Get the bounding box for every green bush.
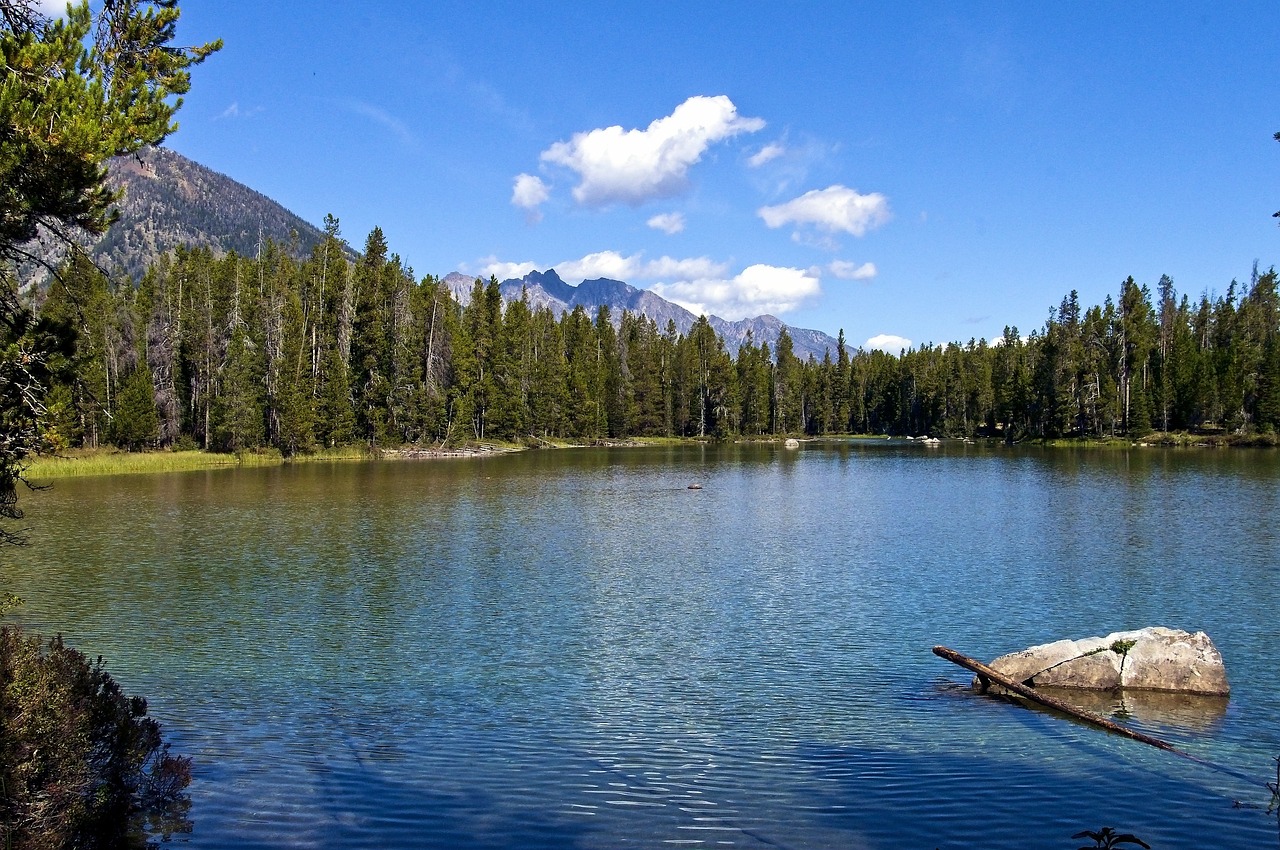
[0,627,190,849]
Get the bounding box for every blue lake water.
[3,442,1279,848]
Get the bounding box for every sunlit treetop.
[0,0,221,263]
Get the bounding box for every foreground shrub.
[0,627,190,849]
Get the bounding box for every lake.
[3,442,1279,849]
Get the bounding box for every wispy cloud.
[540,95,764,207]
[646,212,686,235]
[340,99,416,146]
[420,47,537,136]
[747,135,839,199]
[215,102,263,121]
[827,260,877,281]
[748,142,786,168]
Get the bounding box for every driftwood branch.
[932,645,1182,752]
[934,646,1272,792]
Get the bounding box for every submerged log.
[932,645,1180,753]
[934,645,1269,788]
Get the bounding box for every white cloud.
[473,252,731,287]
[215,102,263,121]
[341,99,415,146]
[651,264,821,320]
[535,251,732,284]
[477,258,537,281]
[540,95,765,207]
[748,142,786,168]
[647,212,685,235]
[642,255,729,280]
[511,173,550,222]
[828,260,877,281]
[759,184,890,236]
[555,250,642,282]
[511,173,549,208]
[35,0,66,17]
[865,334,912,353]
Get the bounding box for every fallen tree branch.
[933,644,1184,752]
[933,645,1276,791]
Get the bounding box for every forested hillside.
[32,221,1280,454]
[17,146,346,290]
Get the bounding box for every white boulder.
[977,627,1229,695]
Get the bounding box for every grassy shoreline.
[24,446,369,479]
[23,431,1278,480]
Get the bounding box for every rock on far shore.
[978,626,1229,695]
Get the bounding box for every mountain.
[20,147,842,361]
[18,146,344,288]
[445,269,842,361]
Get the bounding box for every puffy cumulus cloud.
[646,211,685,235]
[511,173,549,210]
[554,251,728,283]
[642,255,728,281]
[556,250,642,282]
[650,264,821,320]
[759,184,890,236]
[748,142,785,168]
[477,258,537,281]
[35,0,66,17]
[865,334,912,353]
[828,260,877,281]
[475,252,731,287]
[540,95,764,207]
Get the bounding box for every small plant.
[1109,639,1137,656]
[1072,827,1151,849]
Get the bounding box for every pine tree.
[108,366,159,451]
[273,283,316,454]
[0,2,220,260]
[596,306,628,437]
[773,327,802,433]
[526,306,568,438]
[563,307,601,437]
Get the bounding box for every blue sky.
[148,3,1280,350]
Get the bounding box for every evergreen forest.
[34,220,1280,454]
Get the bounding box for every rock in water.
[978,627,1229,695]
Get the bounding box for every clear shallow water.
[3,443,1279,849]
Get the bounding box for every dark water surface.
[4,442,1279,849]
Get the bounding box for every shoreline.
[22,432,1277,480]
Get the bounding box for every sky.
[79,3,1280,350]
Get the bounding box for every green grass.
[282,445,380,463]
[25,448,283,479]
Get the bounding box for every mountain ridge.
[18,146,347,288]
[444,269,841,361]
[21,147,842,360]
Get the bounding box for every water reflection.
[3,445,1279,849]
[1038,687,1231,733]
